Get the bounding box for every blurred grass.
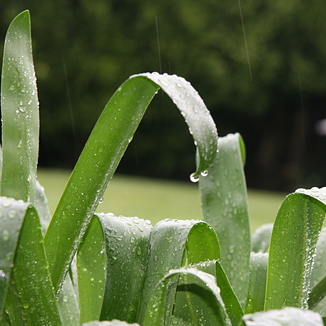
[37,169,286,233]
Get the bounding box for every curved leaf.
[265,188,326,310]
[194,260,243,326]
[199,133,250,307]
[44,73,218,291]
[0,10,39,203]
[138,219,220,323]
[133,72,218,180]
[97,213,153,323]
[143,267,230,326]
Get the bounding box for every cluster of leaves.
[1,10,326,326]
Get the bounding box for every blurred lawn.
[37,169,286,233]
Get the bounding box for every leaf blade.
[44,73,218,292]
[199,133,251,307]
[265,189,326,310]
[0,10,39,202]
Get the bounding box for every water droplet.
[2,230,9,241]
[201,170,208,177]
[190,173,199,183]
[8,210,16,219]
[159,79,169,87]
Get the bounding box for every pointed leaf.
[44,73,218,291]
[138,219,220,323]
[0,10,39,202]
[199,133,250,307]
[5,205,61,325]
[77,215,106,324]
[265,187,326,310]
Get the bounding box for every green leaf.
[0,197,28,322]
[265,188,326,310]
[133,72,218,180]
[199,133,251,307]
[138,219,220,323]
[5,204,61,325]
[242,307,323,326]
[143,268,230,326]
[34,180,52,234]
[44,72,218,292]
[57,275,80,326]
[309,228,326,313]
[194,260,243,326]
[97,213,153,323]
[77,215,106,324]
[0,10,39,203]
[245,252,268,314]
[251,223,273,253]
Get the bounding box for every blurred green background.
[37,169,285,232]
[1,0,326,193]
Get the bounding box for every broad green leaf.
[309,228,326,313]
[251,223,273,253]
[5,205,61,325]
[265,188,326,310]
[143,268,230,326]
[97,213,152,323]
[199,133,250,307]
[194,260,243,326]
[44,72,218,291]
[82,320,140,326]
[0,197,28,322]
[77,215,106,324]
[0,10,39,203]
[138,219,220,323]
[134,72,218,180]
[245,252,268,314]
[242,307,323,326]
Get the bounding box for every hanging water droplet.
[190,173,199,183]
[201,170,208,177]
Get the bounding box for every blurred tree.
[0,0,325,191]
